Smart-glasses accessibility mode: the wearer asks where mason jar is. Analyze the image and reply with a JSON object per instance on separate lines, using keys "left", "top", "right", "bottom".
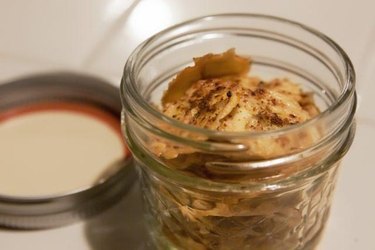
{"left": 120, "top": 14, "right": 356, "bottom": 250}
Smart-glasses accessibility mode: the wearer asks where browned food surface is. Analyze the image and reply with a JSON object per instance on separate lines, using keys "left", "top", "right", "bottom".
{"left": 163, "top": 76, "right": 318, "bottom": 132}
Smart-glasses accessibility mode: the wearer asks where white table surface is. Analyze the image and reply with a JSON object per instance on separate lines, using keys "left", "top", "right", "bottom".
{"left": 0, "top": 0, "right": 374, "bottom": 249}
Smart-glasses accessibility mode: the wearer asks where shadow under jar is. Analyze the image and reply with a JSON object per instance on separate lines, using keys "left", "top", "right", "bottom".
{"left": 120, "top": 14, "right": 356, "bottom": 250}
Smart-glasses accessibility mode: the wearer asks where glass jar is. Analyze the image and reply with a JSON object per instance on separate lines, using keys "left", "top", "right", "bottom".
{"left": 120, "top": 14, "right": 356, "bottom": 250}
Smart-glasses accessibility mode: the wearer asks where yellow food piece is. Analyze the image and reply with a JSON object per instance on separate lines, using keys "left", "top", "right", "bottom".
{"left": 162, "top": 49, "right": 250, "bottom": 105}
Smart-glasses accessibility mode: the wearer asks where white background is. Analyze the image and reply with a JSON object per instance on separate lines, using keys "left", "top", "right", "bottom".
{"left": 0, "top": 0, "right": 374, "bottom": 249}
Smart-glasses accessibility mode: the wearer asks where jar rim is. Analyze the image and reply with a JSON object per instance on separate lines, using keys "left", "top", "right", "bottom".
{"left": 121, "top": 13, "right": 356, "bottom": 139}
{"left": 121, "top": 13, "right": 357, "bottom": 191}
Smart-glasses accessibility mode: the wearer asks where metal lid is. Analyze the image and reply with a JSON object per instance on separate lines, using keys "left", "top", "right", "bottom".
{"left": 0, "top": 72, "right": 136, "bottom": 229}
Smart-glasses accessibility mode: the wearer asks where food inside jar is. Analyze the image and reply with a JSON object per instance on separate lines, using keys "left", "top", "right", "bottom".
{"left": 147, "top": 49, "right": 329, "bottom": 250}
{"left": 152, "top": 49, "right": 321, "bottom": 169}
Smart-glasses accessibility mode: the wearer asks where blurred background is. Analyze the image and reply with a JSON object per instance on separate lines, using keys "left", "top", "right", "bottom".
{"left": 0, "top": 0, "right": 374, "bottom": 249}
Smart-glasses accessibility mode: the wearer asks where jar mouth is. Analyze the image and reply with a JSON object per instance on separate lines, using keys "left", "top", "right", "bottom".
{"left": 121, "top": 13, "right": 357, "bottom": 191}
{"left": 121, "top": 13, "right": 356, "bottom": 139}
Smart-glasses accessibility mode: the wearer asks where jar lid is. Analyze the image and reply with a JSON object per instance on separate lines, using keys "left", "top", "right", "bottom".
{"left": 0, "top": 72, "right": 136, "bottom": 229}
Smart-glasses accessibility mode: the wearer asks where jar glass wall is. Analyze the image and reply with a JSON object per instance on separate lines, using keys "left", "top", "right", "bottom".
{"left": 121, "top": 14, "right": 356, "bottom": 250}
